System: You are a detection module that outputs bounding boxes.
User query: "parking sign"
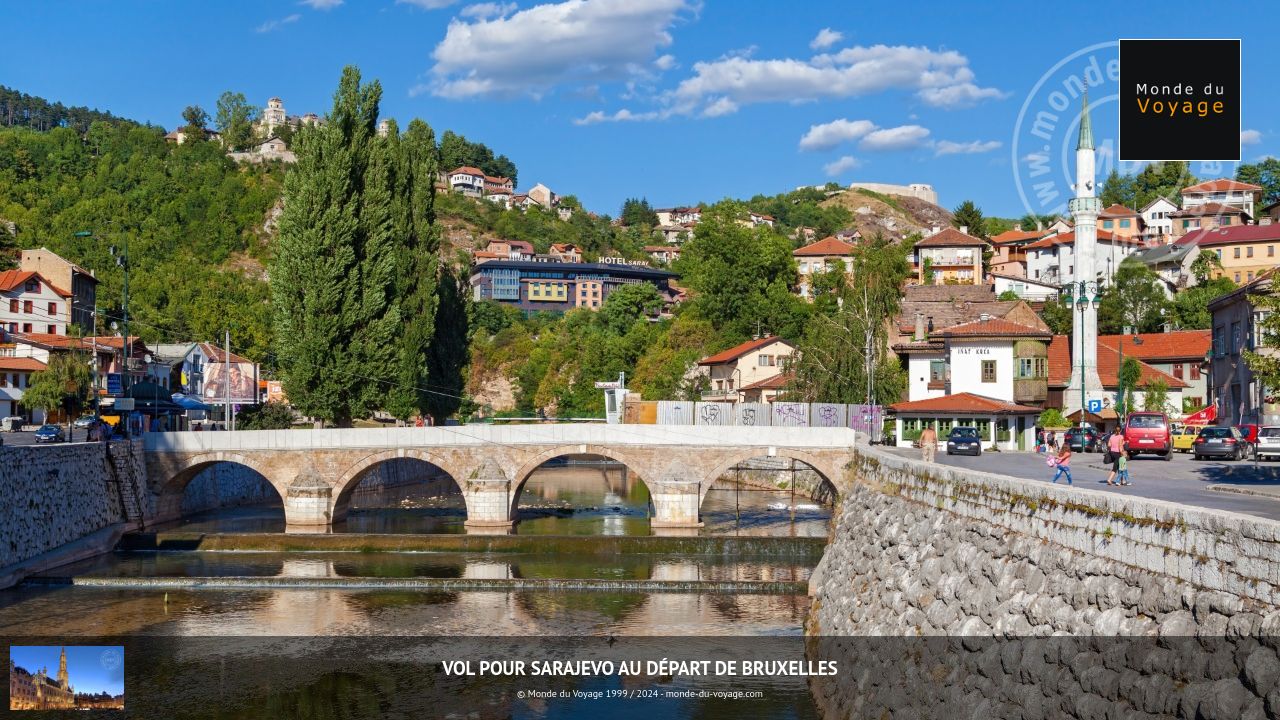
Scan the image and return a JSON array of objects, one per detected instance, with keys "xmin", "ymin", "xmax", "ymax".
[{"xmin": 1087, "ymin": 399, "xmax": 1103, "ymax": 414}]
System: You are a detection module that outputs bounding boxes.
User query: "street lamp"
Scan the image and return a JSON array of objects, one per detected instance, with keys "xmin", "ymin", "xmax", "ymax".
[
  {"xmin": 75, "ymin": 228, "xmax": 130, "ymax": 436},
  {"xmin": 1063, "ymin": 280, "xmax": 1103, "ymax": 427}
]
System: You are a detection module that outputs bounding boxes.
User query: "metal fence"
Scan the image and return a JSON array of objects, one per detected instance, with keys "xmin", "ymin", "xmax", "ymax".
[{"xmin": 638, "ymin": 400, "xmax": 883, "ymax": 434}]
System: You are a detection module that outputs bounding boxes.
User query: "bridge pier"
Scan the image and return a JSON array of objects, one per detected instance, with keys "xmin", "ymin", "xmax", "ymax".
[
  {"xmin": 648, "ymin": 463, "xmax": 704, "ymax": 530},
  {"xmin": 463, "ymin": 459, "xmax": 516, "ymax": 535},
  {"xmin": 285, "ymin": 484, "xmax": 335, "ymax": 527}
]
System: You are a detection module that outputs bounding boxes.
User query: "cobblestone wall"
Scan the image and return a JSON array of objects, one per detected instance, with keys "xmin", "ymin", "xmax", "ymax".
[
  {"xmin": 0, "ymin": 441, "xmax": 146, "ymax": 570},
  {"xmin": 806, "ymin": 443, "xmax": 1280, "ymax": 718}
]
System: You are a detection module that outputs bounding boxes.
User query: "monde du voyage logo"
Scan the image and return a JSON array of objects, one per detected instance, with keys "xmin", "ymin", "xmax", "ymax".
[{"xmin": 1120, "ymin": 39, "xmax": 1241, "ymax": 161}]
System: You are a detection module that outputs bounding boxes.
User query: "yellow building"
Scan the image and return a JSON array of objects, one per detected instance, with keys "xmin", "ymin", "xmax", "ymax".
[
  {"xmin": 9, "ymin": 648, "xmax": 74, "ymax": 710},
  {"xmin": 912, "ymin": 227, "xmax": 989, "ymax": 285},
  {"xmin": 1184, "ymin": 224, "xmax": 1280, "ymax": 284}
]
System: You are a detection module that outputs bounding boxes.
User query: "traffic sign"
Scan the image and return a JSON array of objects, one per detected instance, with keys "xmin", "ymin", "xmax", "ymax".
[
  {"xmin": 1086, "ymin": 399, "xmax": 1103, "ymax": 414},
  {"xmin": 107, "ymin": 373, "xmax": 123, "ymax": 395}
]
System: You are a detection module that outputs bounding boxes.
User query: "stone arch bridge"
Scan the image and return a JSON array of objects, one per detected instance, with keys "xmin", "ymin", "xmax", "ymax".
[{"xmin": 142, "ymin": 424, "xmax": 858, "ymax": 532}]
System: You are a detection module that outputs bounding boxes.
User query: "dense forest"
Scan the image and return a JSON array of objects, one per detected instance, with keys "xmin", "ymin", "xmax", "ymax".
[{"xmin": 0, "ymin": 85, "xmax": 137, "ymax": 132}]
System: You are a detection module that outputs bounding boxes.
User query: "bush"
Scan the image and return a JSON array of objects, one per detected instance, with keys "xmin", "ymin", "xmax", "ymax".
[
  {"xmin": 1038, "ymin": 408, "xmax": 1069, "ymax": 428},
  {"xmin": 236, "ymin": 402, "xmax": 296, "ymax": 430},
  {"xmin": 901, "ymin": 428, "xmax": 923, "ymax": 442}
]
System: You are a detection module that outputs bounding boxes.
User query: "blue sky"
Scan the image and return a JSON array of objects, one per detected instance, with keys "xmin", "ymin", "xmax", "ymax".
[
  {"xmin": 9, "ymin": 645, "xmax": 125, "ymax": 695},
  {"xmin": 6, "ymin": 1, "xmax": 1277, "ymax": 218}
]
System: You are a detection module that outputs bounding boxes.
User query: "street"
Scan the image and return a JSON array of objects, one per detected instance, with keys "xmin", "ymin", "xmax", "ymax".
[
  {"xmin": 1, "ymin": 429, "xmax": 98, "ymax": 448},
  {"xmin": 884, "ymin": 445, "xmax": 1280, "ymax": 522}
]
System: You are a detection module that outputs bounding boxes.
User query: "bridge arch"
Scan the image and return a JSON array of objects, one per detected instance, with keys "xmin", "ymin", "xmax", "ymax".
[
  {"xmin": 330, "ymin": 449, "xmax": 470, "ymax": 521},
  {"xmin": 155, "ymin": 452, "xmax": 287, "ymax": 523},
  {"xmin": 698, "ymin": 448, "xmax": 843, "ymax": 507},
  {"xmin": 508, "ymin": 444, "xmax": 656, "ymax": 520}
]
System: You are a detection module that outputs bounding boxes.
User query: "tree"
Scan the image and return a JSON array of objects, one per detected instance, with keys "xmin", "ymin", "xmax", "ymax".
[
  {"xmin": 424, "ymin": 256, "xmax": 470, "ymax": 424},
  {"xmin": 1039, "ymin": 297, "xmax": 1073, "ymax": 335},
  {"xmin": 1118, "ymin": 357, "xmax": 1142, "ymax": 416},
  {"xmin": 215, "ymin": 91, "xmax": 258, "ymax": 151},
  {"xmin": 22, "ymin": 351, "xmax": 93, "ymax": 440},
  {"xmin": 1168, "ymin": 276, "xmax": 1235, "ymax": 329},
  {"xmin": 1142, "ymin": 378, "xmax": 1169, "ymax": 413},
  {"xmin": 180, "ymin": 105, "xmax": 209, "ymax": 136},
  {"xmin": 997, "ymin": 290, "xmax": 1020, "ymax": 301},
  {"xmin": 1099, "ymin": 169, "xmax": 1137, "ymax": 208},
  {"xmin": 1098, "ymin": 259, "xmax": 1168, "ymax": 333},
  {"xmin": 951, "ymin": 200, "xmax": 988, "ymax": 239},
  {"xmin": 1245, "ymin": 283, "xmax": 1280, "ymax": 402},
  {"xmin": 675, "ymin": 201, "xmax": 809, "ymax": 341},
  {"xmin": 1190, "ymin": 248, "xmax": 1225, "ymax": 283},
  {"xmin": 1038, "ymin": 408, "xmax": 1069, "ymax": 428},
  {"xmin": 237, "ymin": 401, "xmax": 296, "ymax": 430},
  {"xmin": 619, "ymin": 198, "xmax": 659, "ymax": 227},
  {"xmin": 1236, "ymin": 157, "xmax": 1280, "ymax": 207},
  {"xmin": 273, "ymin": 66, "xmax": 414, "ymax": 427},
  {"xmin": 597, "ymin": 282, "xmax": 663, "ymax": 335},
  {"xmin": 789, "ymin": 233, "xmax": 910, "ymax": 404}
]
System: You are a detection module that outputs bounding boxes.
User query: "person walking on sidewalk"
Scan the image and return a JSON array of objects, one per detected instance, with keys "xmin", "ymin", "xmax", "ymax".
[
  {"xmin": 1105, "ymin": 429, "xmax": 1126, "ymax": 486},
  {"xmin": 1051, "ymin": 444, "xmax": 1073, "ymax": 485},
  {"xmin": 919, "ymin": 423, "xmax": 937, "ymax": 463}
]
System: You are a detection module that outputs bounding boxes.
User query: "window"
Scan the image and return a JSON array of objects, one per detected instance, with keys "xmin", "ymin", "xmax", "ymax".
[
  {"xmin": 1173, "ymin": 363, "xmax": 1184, "ymax": 379},
  {"xmin": 1235, "ymin": 247, "xmax": 1242, "ymax": 259},
  {"xmin": 7, "ymin": 299, "xmax": 15, "ymax": 313},
  {"xmin": 22, "ymin": 300, "xmax": 32, "ymax": 314},
  {"xmin": 1216, "ymin": 249, "xmax": 1223, "ymax": 259},
  {"xmin": 1214, "ymin": 326, "xmax": 1225, "ymax": 357},
  {"xmin": 1120, "ymin": 219, "xmax": 1131, "ymax": 228},
  {"xmin": 1190, "ymin": 364, "xmax": 1201, "ymax": 380},
  {"xmin": 1222, "ymin": 217, "xmax": 1233, "ymax": 226},
  {"xmin": 1232, "ymin": 321, "xmax": 1242, "ymax": 352},
  {"xmin": 981, "ymin": 360, "xmax": 996, "ymax": 383},
  {"xmin": 24, "ymin": 280, "xmax": 37, "ymax": 292},
  {"xmin": 1270, "ymin": 246, "xmax": 1275, "ymax": 258},
  {"xmin": 758, "ymin": 355, "xmax": 775, "ymax": 367},
  {"xmin": 929, "ymin": 360, "xmax": 946, "ymax": 384},
  {"xmin": 1247, "ymin": 246, "xmax": 1254, "ymax": 258},
  {"xmin": 21, "ymin": 323, "xmax": 31, "ymax": 333},
  {"xmin": 46, "ymin": 325, "xmax": 55, "ymax": 334},
  {"xmin": 1102, "ymin": 220, "xmax": 1113, "ymax": 229},
  {"xmin": 1249, "ymin": 272, "xmax": 1255, "ymax": 282}
]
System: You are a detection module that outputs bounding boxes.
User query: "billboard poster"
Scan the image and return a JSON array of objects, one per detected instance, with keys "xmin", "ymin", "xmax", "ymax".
[
  {"xmin": 203, "ymin": 361, "xmax": 258, "ymax": 404},
  {"xmin": 266, "ymin": 380, "xmax": 287, "ymax": 405}
]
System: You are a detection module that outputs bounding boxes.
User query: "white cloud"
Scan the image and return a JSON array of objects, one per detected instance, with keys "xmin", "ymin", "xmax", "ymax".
[
  {"xmin": 662, "ymin": 44, "xmax": 1004, "ymax": 116},
  {"xmin": 700, "ymin": 97, "xmax": 737, "ymax": 117},
  {"xmin": 653, "ymin": 54, "xmax": 676, "ymax": 71},
  {"xmin": 823, "ymin": 155, "xmax": 860, "ymax": 176},
  {"xmin": 1242, "ymin": 129, "xmax": 1263, "ymax": 145},
  {"xmin": 934, "ymin": 139, "xmax": 1002, "ymax": 156},
  {"xmin": 428, "ymin": 0, "xmax": 690, "ymax": 99},
  {"xmin": 459, "ymin": 1, "xmax": 514, "ymax": 17},
  {"xmin": 256, "ymin": 14, "xmax": 301, "ymax": 32},
  {"xmin": 300, "ymin": 0, "xmax": 342, "ymax": 8},
  {"xmin": 859, "ymin": 124, "xmax": 930, "ymax": 151},
  {"xmin": 573, "ymin": 108, "xmax": 664, "ymax": 125},
  {"xmin": 798, "ymin": 118, "xmax": 876, "ymax": 151},
  {"xmin": 809, "ymin": 28, "xmax": 843, "ymax": 51},
  {"xmin": 397, "ymin": 0, "xmax": 458, "ymax": 8}
]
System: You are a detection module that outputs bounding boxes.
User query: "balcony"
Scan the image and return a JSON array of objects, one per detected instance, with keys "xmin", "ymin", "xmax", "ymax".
[
  {"xmin": 1013, "ymin": 378, "xmax": 1048, "ymax": 404},
  {"xmin": 700, "ymin": 390, "xmax": 740, "ymax": 402}
]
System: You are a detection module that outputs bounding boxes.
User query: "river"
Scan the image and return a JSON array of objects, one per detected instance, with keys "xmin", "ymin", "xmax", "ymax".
[{"xmin": 0, "ymin": 460, "xmax": 832, "ymax": 718}]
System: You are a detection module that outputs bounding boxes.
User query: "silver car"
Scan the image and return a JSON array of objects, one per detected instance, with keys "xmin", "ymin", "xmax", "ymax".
[{"xmin": 1256, "ymin": 426, "xmax": 1280, "ymax": 461}]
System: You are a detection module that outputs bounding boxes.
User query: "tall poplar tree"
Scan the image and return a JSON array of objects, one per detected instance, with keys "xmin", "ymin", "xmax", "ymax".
[{"xmin": 273, "ymin": 66, "xmax": 388, "ymax": 427}]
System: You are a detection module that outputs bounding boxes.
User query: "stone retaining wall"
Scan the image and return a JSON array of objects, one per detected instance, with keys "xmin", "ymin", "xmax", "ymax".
[
  {"xmin": 807, "ymin": 442, "xmax": 1280, "ymax": 718},
  {"xmin": 0, "ymin": 441, "xmax": 146, "ymax": 577}
]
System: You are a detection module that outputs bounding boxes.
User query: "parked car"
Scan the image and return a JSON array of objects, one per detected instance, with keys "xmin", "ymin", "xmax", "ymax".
[
  {"xmin": 1173, "ymin": 425, "xmax": 1206, "ymax": 453},
  {"xmin": 72, "ymin": 415, "xmax": 97, "ymax": 429},
  {"xmin": 1, "ymin": 416, "xmax": 23, "ymax": 432},
  {"xmin": 33, "ymin": 424, "xmax": 65, "ymax": 443},
  {"xmin": 1065, "ymin": 426, "xmax": 1100, "ymax": 453},
  {"xmin": 946, "ymin": 426, "xmax": 982, "ymax": 456},
  {"xmin": 1235, "ymin": 424, "xmax": 1261, "ymax": 458},
  {"xmin": 1124, "ymin": 412, "xmax": 1172, "ymax": 460},
  {"xmin": 1256, "ymin": 426, "xmax": 1280, "ymax": 461},
  {"xmin": 1194, "ymin": 426, "xmax": 1248, "ymax": 461}
]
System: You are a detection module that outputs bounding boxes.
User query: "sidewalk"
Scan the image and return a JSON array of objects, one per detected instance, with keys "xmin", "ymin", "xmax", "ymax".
[{"xmin": 1208, "ymin": 483, "xmax": 1280, "ymax": 500}]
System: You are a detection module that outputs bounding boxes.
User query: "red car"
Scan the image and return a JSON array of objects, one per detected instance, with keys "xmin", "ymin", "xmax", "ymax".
[{"xmin": 1124, "ymin": 412, "xmax": 1172, "ymax": 460}]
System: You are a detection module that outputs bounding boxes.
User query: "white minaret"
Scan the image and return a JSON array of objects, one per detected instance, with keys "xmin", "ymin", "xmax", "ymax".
[{"xmin": 1065, "ymin": 89, "xmax": 1104, "ymax": 418}]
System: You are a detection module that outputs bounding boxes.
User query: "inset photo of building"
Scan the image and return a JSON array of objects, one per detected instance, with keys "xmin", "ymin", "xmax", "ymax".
[{"xmin": 9, "ymin": 646, "xmax": 124, "ymax": 711}]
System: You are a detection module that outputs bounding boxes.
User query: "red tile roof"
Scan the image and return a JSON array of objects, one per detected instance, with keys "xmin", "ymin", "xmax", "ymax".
[
  {"xmin": 0, "ymin": 270, "xmax": 71, "ymax": 297},
  {"xmin": 914, "ymin": 227, "xmax": 988, "ymax": 248},
  {"xmin": 742, "ymin": 372, "xmax": 791, "ymax": 390},
  {"xmin": 1171, "ymin": 202, "xmax": 1249, "ymax": 217},
  {"xmin": 1046, "ymin": 335, "xmax": 1188, "ymax": 389},
  {"xmin": 448, "ymin": 166, "xmax": 486, "ymax": 177},
  {"xmin": 1099, "ymin": 330, "xmax": 1211, "ymax": 362},
  {"xmin": 1023, "ymin": 229, "xmax": 1132, "ymax": 249},
  {"xmin": 1182, "ymin": 179, "xmax": 1263, "ymax": 194},
  {"xmin": 1099, "ymin": 204, "xmax": 1138, "ymax": 218},
  {"xmin": 698, "ymin": 336, "xmax": 794, "ymax": 366},
  {"xmin": 0, "ymin": 357, "xmax": 47, "ymax": 371},
  {"xmin": 644, "ymin": 245, "xmax": 680, "ymax": 252},
  {"xmin": 10, "ymin": 332, "xmax": 88, "ymax": 350},
  {"xmin": 936, "ymin": 317, "xmax": 1051, "ymax": 338},
  {"xmin": 889, "ymin": 392, "xmax": 1041, "ymax": 415},
  {"xmin": 1179, "ymin": 223, "xmax": 1280, "ymax": 247},
  {"xmin": 990, "ymin": 229, "xmax": 1048, "ymax": 244},
  {"xmin": 794, "ymin": 236, "xmax": 855, "ymax": 256}
]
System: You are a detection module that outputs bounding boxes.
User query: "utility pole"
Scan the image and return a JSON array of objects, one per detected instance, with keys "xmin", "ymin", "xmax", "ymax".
[{"xmin": 225, "ymin": 330, "xmax": 233, "ymax": 431}]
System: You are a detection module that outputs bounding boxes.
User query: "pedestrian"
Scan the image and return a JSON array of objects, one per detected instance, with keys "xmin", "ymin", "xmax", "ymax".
[
  {"xmin": 1105, "ymin": 429, "xmax": 1126, "ymax": 486},
  {"xmin": 1046, "ymin": 430, "xmax": 1056, "ymax": 455},
  {"xmin": 918, "ymin": 422, "xmax": 937, "ymax": 463},
  {"xmin": 1117, "ymin": 448, "xmax": 1131, "ymax": 486},
  {"xmin": 1036, "ymin": 426, "xmax": 1045, "ymax": 452},
  {"xmin": 1052, "ymin": 443, "xmax": 1072, "ymax": 485}
]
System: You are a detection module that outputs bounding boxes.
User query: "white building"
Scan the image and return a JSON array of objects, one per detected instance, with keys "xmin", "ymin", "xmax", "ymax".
[
  {"xmin": 1023, "ymin": 229, "xmax": 1142, "ymax": 285},
  {"xmin": 991, "ymin": 273, "xmax": 1061, "ymax": 301},
  {"xmin": 447, "ymin": 166, "xmax": 486, "ymax": 197},
  {"xmin": 1180, "ymin": 178, "xmax": 1263, "ymax": 220},
  {"xmin": 1140, "ymin": 196, "xmax": 1179, "ymax": 242},
  {"xmin": 0, "ymin": 270, "xmax": 71, "ymax": 336}
]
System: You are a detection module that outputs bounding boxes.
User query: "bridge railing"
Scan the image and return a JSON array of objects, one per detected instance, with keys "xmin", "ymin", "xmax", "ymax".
[{"xmin": 142, "ymin": 423, "xmax": 861, "ymax": 453}]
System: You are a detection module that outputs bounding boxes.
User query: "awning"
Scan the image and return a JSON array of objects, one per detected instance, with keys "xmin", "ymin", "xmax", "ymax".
[{"xmin": 171, "ymin": 393, "xmax": 212, "ymax": 411}]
